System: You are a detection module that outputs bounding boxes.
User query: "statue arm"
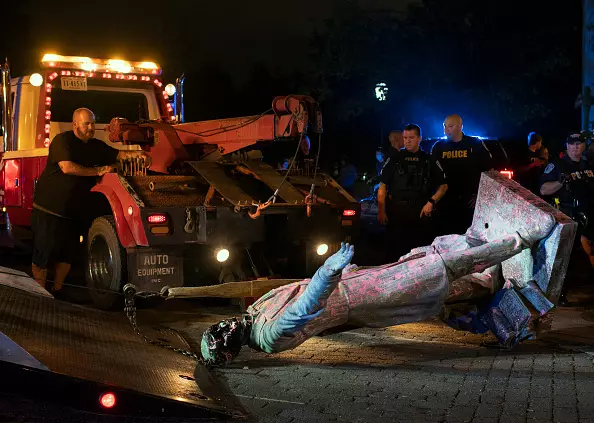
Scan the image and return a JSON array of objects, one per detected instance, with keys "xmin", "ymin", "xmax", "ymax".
[{"xmin": 262, "ymin": 243, "xmax": 355, "ymax": 345}]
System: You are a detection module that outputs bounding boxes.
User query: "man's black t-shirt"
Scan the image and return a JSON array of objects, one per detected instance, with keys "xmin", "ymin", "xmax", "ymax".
[
  {"xmin": 33, "ymin": 131, "xmax": 119, "ymax": 218},
  {"xmin": 380, "ymin": 148, "xmax": 446, "ymax": 204},
  {"xmin": 430, "ymin": 135, "xmax": 492, "ymax": 200},
  {"xmin": 515, "ymin": 149, "xmax": 544, "ymax": 194}
]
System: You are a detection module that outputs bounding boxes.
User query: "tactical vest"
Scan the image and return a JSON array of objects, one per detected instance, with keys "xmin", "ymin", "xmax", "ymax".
[{"xmin": 389, "ymin": 152, "xmax": 429, "ymax": 203}]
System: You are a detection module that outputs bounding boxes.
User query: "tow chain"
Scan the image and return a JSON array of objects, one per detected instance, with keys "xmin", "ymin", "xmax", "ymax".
[{"xmin": 123, "ymin": 284, "xmax": 207, "ymax": 364}]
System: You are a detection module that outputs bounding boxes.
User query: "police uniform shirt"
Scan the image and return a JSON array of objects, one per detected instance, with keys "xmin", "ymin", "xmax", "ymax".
[
  {"xmin": 33, "ymin": 130, "xmax": 120, "ymax": 218},
  {"xmin": 379, "ymin": 148, "xmax": 445, "ymax": 204},
  {"xmin": 430, "ymin": 135, "xmax": 492, "ymax": 199},
  {"xmin": 539, "ymin": 155, "xmax": 594, "ymax": 215}
]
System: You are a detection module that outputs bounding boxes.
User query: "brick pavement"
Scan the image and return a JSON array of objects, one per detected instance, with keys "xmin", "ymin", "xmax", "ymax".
[{"xmin": 185, "ymin": 311, "xmax": 594, "ymax": 423}]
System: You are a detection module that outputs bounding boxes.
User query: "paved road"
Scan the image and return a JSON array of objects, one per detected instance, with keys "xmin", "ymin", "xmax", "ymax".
[
  {"xmin": 2, "ymin": 244, "xmax": 594, "ymax": 423},
  {"xmin": 158, "ymin": 304, "xmax": 594, "ymax": 423}
]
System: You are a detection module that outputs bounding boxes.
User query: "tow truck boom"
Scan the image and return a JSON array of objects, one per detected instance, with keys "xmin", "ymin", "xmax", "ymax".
[{"xmin": 108, "ymin": 95, "xmax": 322, "ymax": 173}]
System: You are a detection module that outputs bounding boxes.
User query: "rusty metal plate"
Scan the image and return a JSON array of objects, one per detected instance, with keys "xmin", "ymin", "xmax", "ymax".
[
  {"xmin": 0, "ymin": 285, "xmax": 246, "ymax": 420},
  {"xmin": 186, "ymin": 162, "xmax": 254, "ymax": 206},
  {"xmin": 243, "ymin": 161, "xmax": 304, "ymax": 204},
  {"xmin": 127, "ymin": 176, "xmax": 207, "ymax": 208}
]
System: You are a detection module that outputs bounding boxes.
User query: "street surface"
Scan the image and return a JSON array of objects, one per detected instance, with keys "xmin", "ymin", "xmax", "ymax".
[
  {"xmin": 141, "ymin": 292, "xmax": 594, "ymax": 423},
  {"xmin": 1, "ymin": 222, "xmax": 594, "ymax": 423}
]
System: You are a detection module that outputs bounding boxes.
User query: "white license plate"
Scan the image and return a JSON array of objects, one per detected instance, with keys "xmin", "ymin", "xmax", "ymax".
[{"xmin": 61, "ymin": 77, "xmax": 87, "ymax": 91}]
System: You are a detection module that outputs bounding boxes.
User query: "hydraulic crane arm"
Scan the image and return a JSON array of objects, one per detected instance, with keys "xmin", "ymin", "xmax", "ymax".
[{"xmin": 107, "ymin": 95, "xmax": 322, "ymax": 173}]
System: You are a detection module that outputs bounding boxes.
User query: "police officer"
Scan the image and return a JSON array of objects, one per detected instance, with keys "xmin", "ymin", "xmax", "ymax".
[
  {"xmin": 378, "ymin": 123, "xmax": 448, "ymax": 261},
  {"xmin": 430, "ymin": 114, "xmax": 493, "ymax": 235},
  {"xmin": 540, "ymin": 131, "xmax": 594, "ymax": 305}
]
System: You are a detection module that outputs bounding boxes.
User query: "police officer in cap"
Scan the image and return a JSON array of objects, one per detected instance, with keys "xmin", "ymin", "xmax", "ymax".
[
  {"xmin": 540, "ymin": 131, "xmax": 594, "ymax": 305},
  {"xmin": 378, "ymin": 123, "xmax": 448, "ymax": 261}
]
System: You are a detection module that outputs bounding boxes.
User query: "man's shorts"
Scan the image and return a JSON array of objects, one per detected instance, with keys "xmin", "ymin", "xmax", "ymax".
[{"xmin": 31, "ymin": 208, "xmax": 80, "ymax": 268}]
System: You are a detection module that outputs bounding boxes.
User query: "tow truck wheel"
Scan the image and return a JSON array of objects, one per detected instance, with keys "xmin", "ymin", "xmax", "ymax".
[{"xmin": 86, "ymin": 216, "xmax": 126, "ymax": 310}]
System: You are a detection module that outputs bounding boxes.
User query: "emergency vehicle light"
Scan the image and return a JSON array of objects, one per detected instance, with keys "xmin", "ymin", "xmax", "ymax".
[{"xmin": 41, "ymin": 54, "xmax": 162, "ymax": 75}]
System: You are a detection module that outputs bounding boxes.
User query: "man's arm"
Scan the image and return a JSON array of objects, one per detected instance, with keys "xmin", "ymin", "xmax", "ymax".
[
  {"xmin": 421, "ymin": 183, "xmax": 448, "ymax": 218},
  {"xmin": 377, "ymin": 157, "xmax": 395, "ymax": 225},
  {"xmin": 58, "ymin": 161, "xmax": 112, "ymax": 176},
  {"xmin": 421, "ymin": 158, "xmax": 448, "ymax": 217},
  {"xmin": 377, "ymin": 183, "xmax": 389, "ymax": 224},
  {"xmin": 539, "ymin": 163, "xmax": 563, "ymax": 196},
  {"xmin": 516, "ymin": 159, "xmax": 545, "ymax": 175},
  {"xmin": 540, "ymin": 181, "xmax": 563, "ymax": 196},
  {"xmin": 432, "ymin": 183, "xmax": 448, "ymax": 202}
]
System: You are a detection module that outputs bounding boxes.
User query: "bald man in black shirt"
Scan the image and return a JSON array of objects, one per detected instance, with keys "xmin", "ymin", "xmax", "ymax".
[
  {"xmin": 31, "ymin": 108, "xmax": 149, "ymax": 293},
  {"xmin": 430, "ymin": 115, "xmax": 493, "ymax": 235}
]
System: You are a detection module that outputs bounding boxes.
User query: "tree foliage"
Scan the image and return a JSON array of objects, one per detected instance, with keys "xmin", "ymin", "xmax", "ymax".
[{"xmin": 307, "ymin": 0, "xmax": 582, "ymax": 142}]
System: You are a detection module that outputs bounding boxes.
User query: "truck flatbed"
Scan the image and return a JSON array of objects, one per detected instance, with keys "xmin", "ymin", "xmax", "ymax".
[{"xmin": 0, "ymin": 273, "xmax": 248, "ymax": 421}]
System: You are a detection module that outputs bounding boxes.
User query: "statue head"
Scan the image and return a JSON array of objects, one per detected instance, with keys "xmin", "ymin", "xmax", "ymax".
[{"xmin": 200, "ymin": 315, "xmax": 252, "ymax": 366}]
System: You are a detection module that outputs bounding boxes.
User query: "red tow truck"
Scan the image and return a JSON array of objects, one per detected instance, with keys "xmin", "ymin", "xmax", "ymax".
[{"xmin": 0, "ymin": 53, "xmax": 359, "ymax": 309}]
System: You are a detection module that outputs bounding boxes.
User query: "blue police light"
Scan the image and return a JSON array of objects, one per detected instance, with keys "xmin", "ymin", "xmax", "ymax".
[{"xmin": 375, "ymin": 82, "xmax": 388, "ymax": 101}]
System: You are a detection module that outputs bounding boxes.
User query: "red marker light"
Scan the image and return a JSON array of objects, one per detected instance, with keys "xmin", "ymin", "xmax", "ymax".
[
  {"xmin": 343, "ymin": 209, "xmax": 356, "ymax": 217},
  {"xmin": 147, "ymin": 214, "xmax": 167, "ymax": 224},
  {"xmin": 99, "ymin": 392, "xmax": 116, "ymax": 408},
  {"xmin": 500, "ymin": 170, "xmax": 514, "ymax": 179}
]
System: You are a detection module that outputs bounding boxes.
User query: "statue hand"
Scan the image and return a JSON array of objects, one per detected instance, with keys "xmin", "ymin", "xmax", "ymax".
[{"xmin": 322, "ymin": 242, "xmax": 355, "ymax": 276}]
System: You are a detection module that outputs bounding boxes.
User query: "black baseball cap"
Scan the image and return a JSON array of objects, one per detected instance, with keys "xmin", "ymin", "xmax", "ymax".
[{"xmin": 566, "ymin": 131, "xmax": 591, "ymax": 145}]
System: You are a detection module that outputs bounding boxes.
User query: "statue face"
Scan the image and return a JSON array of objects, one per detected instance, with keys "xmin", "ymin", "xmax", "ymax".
[{"xmin": 200, "ymin": 317, "xmax": 249, "ymax": 366}]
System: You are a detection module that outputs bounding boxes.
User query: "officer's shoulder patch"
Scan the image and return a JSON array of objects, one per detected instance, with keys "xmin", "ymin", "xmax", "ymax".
[{"xmin": 544, "ymin": 163, "xmax": 555, "ymax": 174}]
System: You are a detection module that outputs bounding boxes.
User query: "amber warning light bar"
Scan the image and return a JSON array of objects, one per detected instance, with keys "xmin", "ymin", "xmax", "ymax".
[{"xmin": 41, "ymin": 54, "xmax": 162, "ymax": 76}]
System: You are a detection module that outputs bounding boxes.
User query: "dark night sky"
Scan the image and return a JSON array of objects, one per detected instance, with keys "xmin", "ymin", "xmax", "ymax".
[{"xmin": 2, "ymin": 0, "xmax": 417, "ymax": 82}]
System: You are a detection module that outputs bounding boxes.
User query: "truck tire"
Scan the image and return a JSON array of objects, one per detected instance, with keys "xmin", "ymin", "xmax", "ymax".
[{"xmin": 86, "ymin": 216, "xmax": 126, "ymax": 310}]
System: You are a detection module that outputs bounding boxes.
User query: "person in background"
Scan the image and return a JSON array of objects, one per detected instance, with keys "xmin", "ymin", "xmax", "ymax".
[
  {"xmin": 539, "ymin": 131, "xmax": 594, "ymax": 305},
  {"xmin": 515, "ymin": 132, "xmax": 546, "ymax": 195},
  {"xmin": 388, "ymin": 131, "xmax": 404, "ymax": 157}
]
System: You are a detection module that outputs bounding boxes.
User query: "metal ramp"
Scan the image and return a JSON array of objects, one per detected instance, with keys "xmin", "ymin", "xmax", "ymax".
[{"xmin": 0, "ymin": 282, "xmax": 247, "ymax": 420}]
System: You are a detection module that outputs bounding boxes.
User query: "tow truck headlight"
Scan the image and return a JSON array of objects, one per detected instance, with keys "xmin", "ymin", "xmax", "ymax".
[
  {"xmin": 216, "ymin": 248, "xmax": 230, "ymax": 263},
  {"xmin": 316, "ymin": 244, "xmax": 329, "ymax": 256},
  {"xmin": 30, "ymin": 73, "xmax": 43, "ymax": 87}
]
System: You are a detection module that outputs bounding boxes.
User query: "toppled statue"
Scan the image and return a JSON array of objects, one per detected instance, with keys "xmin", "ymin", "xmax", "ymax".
[{"xmin": 201, "ymin": 216, "xmax": 556, "ymax": 367}]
